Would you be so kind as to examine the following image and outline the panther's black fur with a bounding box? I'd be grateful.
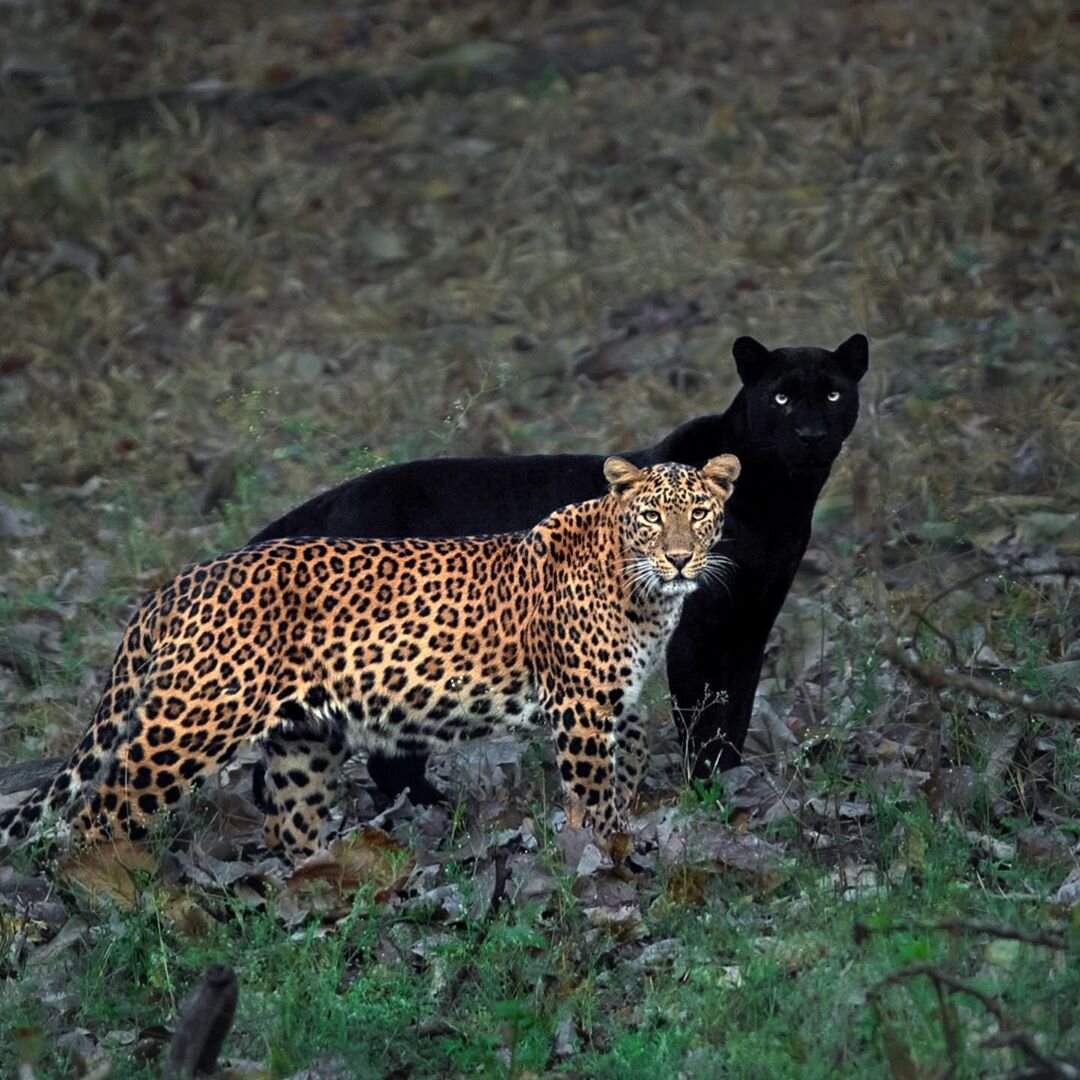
[252,334,869,803]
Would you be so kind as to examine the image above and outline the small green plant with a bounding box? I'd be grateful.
[682,775,729,816]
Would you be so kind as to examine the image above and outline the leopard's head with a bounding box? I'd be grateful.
[604,456,741,595]
[734,333,869,474]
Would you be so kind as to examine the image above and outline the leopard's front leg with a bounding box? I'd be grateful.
[613,710,647,816]
[546,693,626,842]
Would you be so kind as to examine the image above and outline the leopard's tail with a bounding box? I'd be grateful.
[0,595,159,857]
[0,766,76,854]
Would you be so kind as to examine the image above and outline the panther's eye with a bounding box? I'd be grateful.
[774,393,789,406]
[641,509,661,524]
[827,390,841,403]
[691,507,709,522]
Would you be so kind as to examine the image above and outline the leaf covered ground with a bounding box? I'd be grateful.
[1,0,1079,1076]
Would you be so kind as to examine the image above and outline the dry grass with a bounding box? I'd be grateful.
[0,0,1077,752]
[0,0,1075,753]
[1,3,1079,1075]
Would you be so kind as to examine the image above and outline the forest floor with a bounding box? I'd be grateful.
[1,1,1079,1076]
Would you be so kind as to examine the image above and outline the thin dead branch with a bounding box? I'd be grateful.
[855,918,1069,951]
[16,39,645,144]
[920,559,1080,618]
[878,636,1080,722]
[871,965,1079,1080]
[863,409,1079,725]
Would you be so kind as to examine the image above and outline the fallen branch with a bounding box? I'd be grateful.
[13,38,645,144]
[870,964,1079,1079]
[917,559,1080,620]
[879,636,1080,722]
[862,418,1079,725]
[0,757,63,796]
[855,918,1068,951]
[162,965,238,1080]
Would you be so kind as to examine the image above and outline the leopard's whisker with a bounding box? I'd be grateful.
[697,558,735,601]
[622,558,661,599]
[706,553,737,571]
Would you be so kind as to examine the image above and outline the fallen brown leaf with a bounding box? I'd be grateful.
[59,840,158,908]
[275,828,415,925]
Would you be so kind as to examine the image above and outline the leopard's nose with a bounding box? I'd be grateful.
[667,552,691,571]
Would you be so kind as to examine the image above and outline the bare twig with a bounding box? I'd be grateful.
[984,1032,1080,1078]
[855,918,1069,951]
[20,40,646,143]
[862,398,1079,727]
[910,608,962,666]
[162,965,238,1080]
[931,974,962,1074]
[878,636,1080,722]
[871,965,1078,1079]
[489,849,509,915]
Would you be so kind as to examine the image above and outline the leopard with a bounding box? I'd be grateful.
[0,455,740,864]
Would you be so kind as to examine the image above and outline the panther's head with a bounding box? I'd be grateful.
[604,456,741,596]
[734,334,869,474]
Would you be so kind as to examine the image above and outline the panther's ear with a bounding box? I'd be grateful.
[833,333,869,381]
[702,454,741,499]
[732,336,773,386]
[604,457,644,495]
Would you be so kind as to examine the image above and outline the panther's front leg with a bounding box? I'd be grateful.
[546,693,626,842]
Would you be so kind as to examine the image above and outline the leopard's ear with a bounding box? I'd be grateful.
[732,336,773,386]
[604,457,644,495]
[833,333,869,381]
[702,454,740,499]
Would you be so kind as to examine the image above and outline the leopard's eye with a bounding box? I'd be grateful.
[827,390,841,403]
[774,393,789,406]
[691,507,709,522]
[641,509,661,524]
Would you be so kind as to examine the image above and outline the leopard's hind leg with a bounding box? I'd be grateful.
[259,703,350,862]
[73,701,253,846]
[0,684,247,853]
[69,640,269,845]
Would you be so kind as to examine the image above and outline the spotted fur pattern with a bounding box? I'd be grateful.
[0,456,740,863]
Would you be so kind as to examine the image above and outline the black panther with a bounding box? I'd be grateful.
[251,334,869,805]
